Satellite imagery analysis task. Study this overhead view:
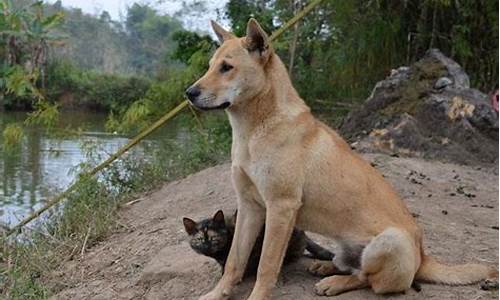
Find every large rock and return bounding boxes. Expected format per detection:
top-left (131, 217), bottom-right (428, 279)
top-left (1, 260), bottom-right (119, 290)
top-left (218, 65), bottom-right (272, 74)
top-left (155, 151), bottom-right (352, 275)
top-left (340, 49), bottom-right (498, 165)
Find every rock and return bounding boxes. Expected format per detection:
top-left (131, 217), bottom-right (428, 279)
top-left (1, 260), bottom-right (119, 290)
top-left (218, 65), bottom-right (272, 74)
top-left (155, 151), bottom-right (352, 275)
top-left (340, 49), bottom-right (498, 165)
top-left (426, 48), bottom-right (470, 89)
top-left (435, 77), bottom-right (453, 89)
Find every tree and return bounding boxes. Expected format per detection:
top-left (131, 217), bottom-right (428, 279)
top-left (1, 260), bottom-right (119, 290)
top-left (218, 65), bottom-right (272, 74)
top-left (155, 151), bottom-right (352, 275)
top-left (171, 30), bottom-right (215, 64)
top-left (0, 0), bottom-right (64, 108)
top-left (125, 3), bottom-right (182, 75)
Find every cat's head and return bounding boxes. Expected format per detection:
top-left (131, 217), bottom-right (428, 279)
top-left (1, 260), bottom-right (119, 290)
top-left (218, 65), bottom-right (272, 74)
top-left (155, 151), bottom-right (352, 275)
top-left (183, 210), bottom-right (230, 256)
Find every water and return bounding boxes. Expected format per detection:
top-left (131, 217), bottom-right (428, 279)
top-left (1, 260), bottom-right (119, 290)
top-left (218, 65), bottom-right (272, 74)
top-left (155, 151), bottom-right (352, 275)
top-left (0, 110), bottom-right (186, 227)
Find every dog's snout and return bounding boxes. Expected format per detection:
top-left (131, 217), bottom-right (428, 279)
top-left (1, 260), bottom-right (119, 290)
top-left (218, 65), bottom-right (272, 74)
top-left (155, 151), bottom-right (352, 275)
top-left (185, 86), bottom-right (201, 101)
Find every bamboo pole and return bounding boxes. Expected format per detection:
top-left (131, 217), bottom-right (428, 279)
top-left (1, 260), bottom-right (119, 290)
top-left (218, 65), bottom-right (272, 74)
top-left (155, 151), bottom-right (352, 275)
top-left (269, 0), bottom-right (324, 41)
top-left (5, 0), bottom-right (325, 237)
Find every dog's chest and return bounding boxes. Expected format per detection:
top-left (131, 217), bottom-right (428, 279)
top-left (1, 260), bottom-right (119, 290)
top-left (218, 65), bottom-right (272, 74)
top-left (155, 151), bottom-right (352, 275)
top-left (232, 139), bottom-right (273, 176)
top-left (231, 162), bottom-right (266, 206)
top-left (232, 145), bottom-right (274, 204)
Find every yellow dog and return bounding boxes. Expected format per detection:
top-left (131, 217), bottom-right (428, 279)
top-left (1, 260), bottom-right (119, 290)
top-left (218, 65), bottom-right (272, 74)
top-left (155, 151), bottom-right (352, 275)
top-left (185, 18), bottom-right (498, 300)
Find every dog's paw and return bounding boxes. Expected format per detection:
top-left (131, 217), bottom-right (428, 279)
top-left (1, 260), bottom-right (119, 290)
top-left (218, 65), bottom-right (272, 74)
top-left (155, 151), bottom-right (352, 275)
top-left (308, 260), bottom-right (337, 277)
top-left (480, 278), bottom-right (499, 291)
top-left (247, 290), bottom-right (271, 300)
top-left (199, 289), bottom-right (230, 300)
top-left (314, 276), bottom-right (343, 296)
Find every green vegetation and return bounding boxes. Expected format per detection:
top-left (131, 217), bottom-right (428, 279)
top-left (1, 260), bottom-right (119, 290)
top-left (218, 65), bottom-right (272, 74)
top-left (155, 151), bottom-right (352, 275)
top-left (0, 0), bottom-right (63, 108)
top-left (2, 0), bottom-right (497, 119)
top-left (45, 60), bottom-right (151, 112)
top-left (225, 0), bottom-right (498, 110)
top-left (0, 0), bottom-right (497, 298)
top-left (107, 32), bottom-right (215, 133)
top-left (0, 112), bottom-right (231, 299)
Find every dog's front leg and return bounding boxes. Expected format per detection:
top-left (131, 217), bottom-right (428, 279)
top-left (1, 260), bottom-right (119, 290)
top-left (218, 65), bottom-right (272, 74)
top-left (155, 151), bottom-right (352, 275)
top-left (200, 170), bottom-right (265, 300)
top-left (247, 199), bottom-right (302, 300)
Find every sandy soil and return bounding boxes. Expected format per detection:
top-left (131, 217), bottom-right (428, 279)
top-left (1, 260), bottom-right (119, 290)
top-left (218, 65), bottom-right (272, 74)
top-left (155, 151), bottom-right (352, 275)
top-left (49, 153), bottom-right (499, 300)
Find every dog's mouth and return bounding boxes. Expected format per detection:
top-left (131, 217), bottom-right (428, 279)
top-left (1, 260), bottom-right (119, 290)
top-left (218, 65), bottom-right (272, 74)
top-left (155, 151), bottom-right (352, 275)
top-left (189, 101), bottom-right (231, 111)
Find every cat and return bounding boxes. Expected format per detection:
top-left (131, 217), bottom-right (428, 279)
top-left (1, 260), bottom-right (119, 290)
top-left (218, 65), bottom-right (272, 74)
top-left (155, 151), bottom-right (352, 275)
top-left (183, 209), bottom-right (334, 276)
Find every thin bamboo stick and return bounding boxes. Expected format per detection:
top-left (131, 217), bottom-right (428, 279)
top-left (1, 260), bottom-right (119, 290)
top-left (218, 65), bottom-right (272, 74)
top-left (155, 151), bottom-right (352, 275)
top-left (5, 0), bottom-right (325, 237)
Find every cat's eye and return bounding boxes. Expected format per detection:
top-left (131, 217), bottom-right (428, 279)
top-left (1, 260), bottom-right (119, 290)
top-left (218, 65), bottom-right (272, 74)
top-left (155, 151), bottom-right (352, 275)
top-left (220, 61), bottom-right (233, 73)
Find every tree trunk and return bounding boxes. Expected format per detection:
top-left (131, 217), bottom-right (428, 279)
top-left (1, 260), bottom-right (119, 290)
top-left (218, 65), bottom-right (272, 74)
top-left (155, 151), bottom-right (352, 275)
top-left (7, 36), bottom-right (18, 65)
top-left (429, 1), bottom-right (438, 49)
top-left (415, 2), bottom-right (428, 59)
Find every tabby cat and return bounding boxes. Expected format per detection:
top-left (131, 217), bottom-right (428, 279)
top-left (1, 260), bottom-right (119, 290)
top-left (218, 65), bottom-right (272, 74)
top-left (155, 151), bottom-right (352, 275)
top-left (183, 209), bottom-right (334, 276)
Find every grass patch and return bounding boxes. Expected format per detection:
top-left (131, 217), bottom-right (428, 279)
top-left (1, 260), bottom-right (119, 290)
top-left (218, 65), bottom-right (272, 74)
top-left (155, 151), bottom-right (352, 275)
top-left (0, 112), bottom-right (231, 299)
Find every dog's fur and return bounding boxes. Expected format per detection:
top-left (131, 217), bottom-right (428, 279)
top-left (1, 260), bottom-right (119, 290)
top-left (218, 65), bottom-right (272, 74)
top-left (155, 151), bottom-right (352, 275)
top-left (187, 19), bottom-right (498, 300)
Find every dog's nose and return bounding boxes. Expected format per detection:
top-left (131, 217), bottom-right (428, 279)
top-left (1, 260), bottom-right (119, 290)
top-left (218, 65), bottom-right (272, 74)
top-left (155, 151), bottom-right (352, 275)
top-left (185, 86), bottom-right (201, 101)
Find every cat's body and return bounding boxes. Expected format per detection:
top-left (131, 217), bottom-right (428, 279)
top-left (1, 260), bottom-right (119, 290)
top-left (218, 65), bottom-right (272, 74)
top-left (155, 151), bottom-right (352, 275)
top-left (183, 210), bottom-right (333, 276)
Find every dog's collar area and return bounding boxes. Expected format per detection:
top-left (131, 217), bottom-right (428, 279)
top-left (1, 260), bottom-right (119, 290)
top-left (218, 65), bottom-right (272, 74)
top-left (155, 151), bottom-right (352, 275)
top-left (190, 101), bottom-right (231, 111)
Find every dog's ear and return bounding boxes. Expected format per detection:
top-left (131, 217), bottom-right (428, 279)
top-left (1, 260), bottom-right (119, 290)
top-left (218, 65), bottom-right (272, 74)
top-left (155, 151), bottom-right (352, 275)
top-left (211, 20), bottom-right (235, 44)
top-left (213, 210), bottom-right (225, 225)
top-left (183, 217), bottom-right (197, 235)
top-left (244, 18), bottom-right (272, 62)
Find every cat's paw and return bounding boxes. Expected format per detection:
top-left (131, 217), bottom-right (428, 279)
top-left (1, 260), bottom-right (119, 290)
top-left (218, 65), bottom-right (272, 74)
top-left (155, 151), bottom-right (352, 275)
top-left (308, 260), bottom-right (338, 276)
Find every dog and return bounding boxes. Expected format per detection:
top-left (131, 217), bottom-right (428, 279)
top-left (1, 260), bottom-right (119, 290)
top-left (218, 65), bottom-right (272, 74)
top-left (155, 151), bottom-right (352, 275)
top-left (185, 18), bottom-right (498, 300)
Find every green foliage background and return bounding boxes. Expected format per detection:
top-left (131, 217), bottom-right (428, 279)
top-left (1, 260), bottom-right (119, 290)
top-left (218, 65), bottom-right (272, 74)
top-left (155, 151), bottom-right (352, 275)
top-left (1, 0), bottom-right (497, 125)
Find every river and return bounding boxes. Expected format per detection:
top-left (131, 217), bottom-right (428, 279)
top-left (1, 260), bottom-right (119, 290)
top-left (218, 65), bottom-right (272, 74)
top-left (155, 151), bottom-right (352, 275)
top-left (0, 110), bottom-right (186, 227)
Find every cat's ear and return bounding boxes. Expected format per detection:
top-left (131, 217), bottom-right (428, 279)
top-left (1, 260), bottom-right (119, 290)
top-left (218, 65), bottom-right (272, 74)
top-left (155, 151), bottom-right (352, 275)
top-left (183, 217), bottom-right (197, 235)
top-left (213, 210), bottom-right (225, 225)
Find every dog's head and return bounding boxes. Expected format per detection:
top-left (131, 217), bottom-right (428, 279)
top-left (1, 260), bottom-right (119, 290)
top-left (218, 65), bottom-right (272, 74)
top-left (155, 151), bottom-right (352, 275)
top-left (185, 18), bottom-right (274, 110)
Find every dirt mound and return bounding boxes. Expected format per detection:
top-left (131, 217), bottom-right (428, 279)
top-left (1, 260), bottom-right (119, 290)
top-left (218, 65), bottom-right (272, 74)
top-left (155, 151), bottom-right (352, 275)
top-left (48, 154), bottom-right (498, 300)
top-left (340, 49), bottom-right (498, 165)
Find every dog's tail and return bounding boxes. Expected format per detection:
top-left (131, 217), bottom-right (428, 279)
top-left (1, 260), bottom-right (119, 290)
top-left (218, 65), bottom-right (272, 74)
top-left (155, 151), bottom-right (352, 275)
top-left (415, 254), bottom-right (498, 285)
top-left (305, 236), bottom-right (334, 261)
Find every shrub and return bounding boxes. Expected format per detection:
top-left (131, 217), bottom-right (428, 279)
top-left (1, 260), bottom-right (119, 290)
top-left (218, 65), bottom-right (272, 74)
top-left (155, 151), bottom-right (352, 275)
top-left (45, 61), bottom-right (151, 112)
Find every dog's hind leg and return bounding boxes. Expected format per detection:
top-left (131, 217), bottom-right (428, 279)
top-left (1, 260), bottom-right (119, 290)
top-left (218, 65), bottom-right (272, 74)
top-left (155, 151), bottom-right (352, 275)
top-left (314, 275), bottom-right (369, 296)
top-left (360, 227), bottom-right (419, 294)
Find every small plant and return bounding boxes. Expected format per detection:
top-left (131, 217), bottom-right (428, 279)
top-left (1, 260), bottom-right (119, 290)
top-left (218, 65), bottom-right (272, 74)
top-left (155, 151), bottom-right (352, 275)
top-left (2, 123), bottom-right (24, 153)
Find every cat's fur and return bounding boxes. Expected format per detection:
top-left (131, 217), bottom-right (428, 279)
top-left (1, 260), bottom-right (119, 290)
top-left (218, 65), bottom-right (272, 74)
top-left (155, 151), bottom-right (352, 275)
top-left (183, 210), bottom-right (333, 276)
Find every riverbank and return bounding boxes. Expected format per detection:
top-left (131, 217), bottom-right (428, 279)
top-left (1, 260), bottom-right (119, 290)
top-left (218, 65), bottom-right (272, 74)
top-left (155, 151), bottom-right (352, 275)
top-left (0, 112), bottom-right (231, 299)
top-left (47, 153), bottom-right (498, 299)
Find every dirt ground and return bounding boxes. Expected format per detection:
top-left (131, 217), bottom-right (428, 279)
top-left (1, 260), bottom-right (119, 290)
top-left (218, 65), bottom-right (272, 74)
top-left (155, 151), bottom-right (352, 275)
top-left (49, 153), bottom-right (499, 300)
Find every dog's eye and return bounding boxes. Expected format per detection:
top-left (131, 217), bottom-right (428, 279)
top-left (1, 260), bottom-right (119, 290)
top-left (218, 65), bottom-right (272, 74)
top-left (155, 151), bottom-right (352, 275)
top-left (220, 62), bottom-right (233, 73)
